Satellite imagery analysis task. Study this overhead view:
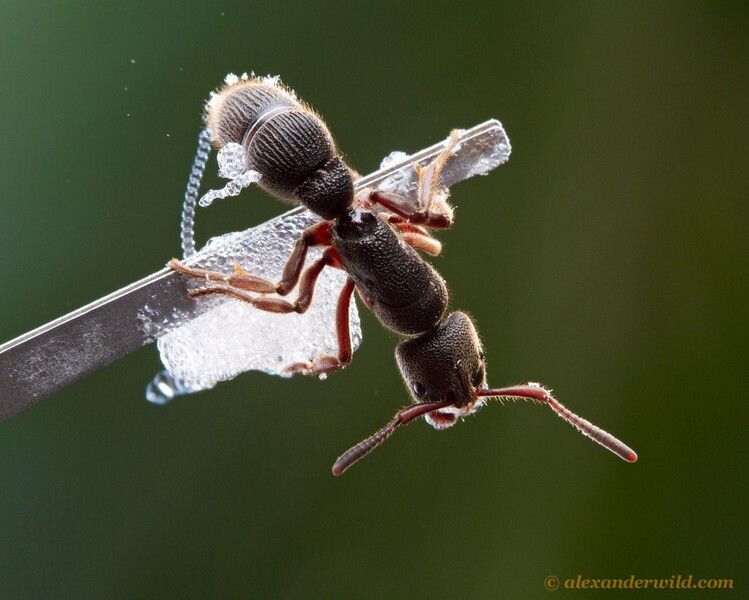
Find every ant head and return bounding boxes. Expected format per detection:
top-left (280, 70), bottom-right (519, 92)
top-left (331, 312), bottom-right (488, 476)
top-left (332, 315), bottom-right (637, 476)
top-left (395, 311), bottom-right (486, 429)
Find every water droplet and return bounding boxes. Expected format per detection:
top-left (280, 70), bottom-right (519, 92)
top-left (198, 144), bottom-right (261, 207)
top-left (145, 370), bottom-right (215, 405)
top-left (380, 150), bottom-right (409, 169)
top-left (217, 143), bottom-right (248, 179)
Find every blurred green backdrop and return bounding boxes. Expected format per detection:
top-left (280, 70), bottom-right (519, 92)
top-left (0, 1), bottom-right (746, 598)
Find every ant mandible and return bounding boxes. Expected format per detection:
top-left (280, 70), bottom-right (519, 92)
top-left (169, 76), bottom-right (637, 474)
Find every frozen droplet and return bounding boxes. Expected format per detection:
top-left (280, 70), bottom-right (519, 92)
top-left (261, 74), bottom-right (281, 87)
top-left (224, 73), bottom-right (239, 86)
top-left (195, 169), bottom-right (261, 207)
top-left (145, 370), bottom-right (178, 404)
top-left (379, 151), bottom-right (409, 169)
top-left (198, 143), bottom-right (262, 207)
top-left (216, 143), bottom-right (248, 179)
top-left (146, 370), bottom-right (216, 405)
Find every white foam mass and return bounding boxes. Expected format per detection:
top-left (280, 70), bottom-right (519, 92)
top-left (152, 209), bottom-right (362, 392)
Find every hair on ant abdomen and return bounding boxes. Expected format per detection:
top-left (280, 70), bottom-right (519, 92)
top-left (207, 79), bottom-right (353, 220)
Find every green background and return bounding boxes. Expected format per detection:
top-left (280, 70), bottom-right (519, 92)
top-left (0, 1), bottom-right (746, 598)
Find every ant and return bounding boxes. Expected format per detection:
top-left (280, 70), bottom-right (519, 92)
top-left (170, 76), bottom-right (637, 474)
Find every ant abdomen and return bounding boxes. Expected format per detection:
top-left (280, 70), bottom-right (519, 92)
top-left (207, 79), bottom-right (297, 148)
top-left (207, 78), bottom-right (353, 219)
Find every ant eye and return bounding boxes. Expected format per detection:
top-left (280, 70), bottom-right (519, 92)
top-left (471, 364), bottom-right (485, 387)
top-left (412, 382), bottom-right (426, 398)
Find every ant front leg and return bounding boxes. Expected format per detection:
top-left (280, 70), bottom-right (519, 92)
top-left (169, 221), bottom-right (332, 296)
top-left (187, 247), bottom-right (341, 314)
top-left (283, 277), bottom-right (357, 377)
top-left (363, 130), bottom-right (461, 229)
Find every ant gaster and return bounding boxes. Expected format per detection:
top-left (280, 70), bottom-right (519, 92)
top-left (170, 76), bottom-right (638, 474)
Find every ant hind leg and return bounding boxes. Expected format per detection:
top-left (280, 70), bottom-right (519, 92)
top-left (283, 277), bottom-right (356, 377)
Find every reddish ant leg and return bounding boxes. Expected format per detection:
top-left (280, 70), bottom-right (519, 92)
top-left (368, 190), bottom-right (453, 229)
top-left (364, 130), bottom-right (460, 229)
top-left (385, 214), bottom-right (430, 235)
top-left (276, 221), bottom-right (333, 295)
top-left (414, 129), bottom-right (459, 216)
top-left (169, 221), bottom-right (333, 296)
top-left (188, 247), bottom-right (341, 315)
top-left (283, 277), bottom-right (356, 377)
top-left (385, 216), bottom-right (442, 256)
top-left (168, 259), bottom-right (276, 294)
top-left (399, 232), bottom-right (442, 256)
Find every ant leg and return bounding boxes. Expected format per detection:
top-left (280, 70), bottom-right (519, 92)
top-left (364, 130), bottom-right (460, 229)
top-left (399, 232), bottom-right (442, 256)
top-left (188, 247), bottom-right (340, 314)
top-left (370, 212), bottom-right (442, 256)
top-left (168, 259), bottom-right (276, 294)
top-left (365, 189), bottom-right (453, 229)
top-left (414, 129), bottom-right (460, 216)
top-left (283, 277), bottom-right (357, 376)
top-left (169, 221), bottom-right (332, 296)
top-left (275, 221), bottom-right (333, 295)
top-left (386, 216), bottom-right (442, 256)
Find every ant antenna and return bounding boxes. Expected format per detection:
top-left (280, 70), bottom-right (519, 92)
top-left (475, 383), bottom-right (637, 462)
top-left (180, 127), bottom-right (213, 258)
top-left (332, 400), bottom-right (453, 476)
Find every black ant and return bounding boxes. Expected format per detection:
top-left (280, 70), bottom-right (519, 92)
top-left (170, 76), bottom-right (637, 474)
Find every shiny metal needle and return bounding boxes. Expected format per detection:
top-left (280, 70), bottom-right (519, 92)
top-left (0, 120), bottom-right (509, 422)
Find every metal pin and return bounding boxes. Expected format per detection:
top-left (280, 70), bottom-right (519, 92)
top-left (0, 120), bottom-right (510, 422)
